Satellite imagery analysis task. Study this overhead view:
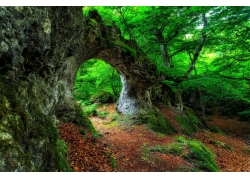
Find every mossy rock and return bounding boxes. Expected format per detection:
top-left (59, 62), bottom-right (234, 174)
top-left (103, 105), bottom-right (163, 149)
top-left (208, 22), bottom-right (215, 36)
top-left (90, 91), bottom-right (115, 104)
top-left (175, 109), bottom-right (200, 136)
top-left (133, 109), bottom-right (176, 135)
top-left (0, 78), bottom-right (72, 171)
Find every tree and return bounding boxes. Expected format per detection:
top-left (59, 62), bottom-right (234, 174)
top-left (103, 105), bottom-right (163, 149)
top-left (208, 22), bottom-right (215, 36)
top-left (82, 6), bottom-right (250, 117)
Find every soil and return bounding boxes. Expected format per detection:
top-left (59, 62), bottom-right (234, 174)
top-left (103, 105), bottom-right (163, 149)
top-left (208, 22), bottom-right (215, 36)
top-left (58, 103), bottom-right (250, 172)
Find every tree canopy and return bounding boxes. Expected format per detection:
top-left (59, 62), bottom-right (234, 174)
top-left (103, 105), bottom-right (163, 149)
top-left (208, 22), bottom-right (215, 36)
top-left (77, 6), bottom-right (250, 121)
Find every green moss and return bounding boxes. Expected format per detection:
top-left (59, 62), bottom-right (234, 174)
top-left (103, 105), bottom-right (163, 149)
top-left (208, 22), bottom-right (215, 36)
top-left (211, 140), bottom-right (233, 151)
top-left (104, 151), bottom-right (117, 168)
top-left (143, 136), bottom-right (219, 172)
top-left (176, 136), bottom-right (219, 172)
top-left (134, 109), bottom-right (176, 135)
top-left (175, 109), bottom-right (199, 136)
top-left (74, 104), bottom-right (97, 135)
top-left (0, 78), bottom-right (71, 171)
top-left (148, 115), bottom-right (176, 135)
top-left (56, 140), bottom-right (72, 172)
top-left (79, 128), bottom-right (86, 138)
top-left (210, 126), bottom-right (225, 135)
top-left (242, 149), bottom-right (250, 156)
top-left (114, 40), bottom-right (137, 58)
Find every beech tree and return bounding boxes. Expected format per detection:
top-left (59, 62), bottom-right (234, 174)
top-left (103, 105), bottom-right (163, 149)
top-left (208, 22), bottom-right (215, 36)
top-left (82, 6), bottom-right (250, 119)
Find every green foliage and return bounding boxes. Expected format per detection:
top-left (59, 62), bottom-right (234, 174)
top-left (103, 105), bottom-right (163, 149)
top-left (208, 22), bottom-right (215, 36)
top-left (97, 110), bottom-right (109, 119)
top-left (74, 59), bottom-right (122, 102)
top-left (210, 126), bottom-right (225, 135)
top-left (238, 110), bottom-right (250, 122)
top-left (149, 143), bottom-right (184, 155)
top-left (82, 103), bottom-right (99, 116)
top-left (79, 128), bottom-right (86, 138)
top-left (242, 149), bottom-right (250, 156)
top-left (142, 136), bottom-right (219, 172)
top-left (104, 151), bottom-right (117, 168)
top-left (135, 110), bottom-right (176, 135)
top-left (175, 136), bottom-right (219, 172)
top-left (211, 140), bottom-right (233, 151)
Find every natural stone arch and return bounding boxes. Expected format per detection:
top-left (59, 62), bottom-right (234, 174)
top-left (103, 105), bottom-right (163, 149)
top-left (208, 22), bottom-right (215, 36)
top-left (0, 7), bottom-right (160, 171)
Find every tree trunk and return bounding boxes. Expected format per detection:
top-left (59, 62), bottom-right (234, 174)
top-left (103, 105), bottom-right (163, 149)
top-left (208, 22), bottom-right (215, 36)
top-left (154, 28), bottom-right (171, 68)
top-left (175, 86), bottom-right (183, 112)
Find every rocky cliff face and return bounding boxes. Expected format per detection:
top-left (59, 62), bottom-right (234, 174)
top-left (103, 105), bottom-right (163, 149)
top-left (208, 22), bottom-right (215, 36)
top-left (0, 7), bottom-right (159, 171)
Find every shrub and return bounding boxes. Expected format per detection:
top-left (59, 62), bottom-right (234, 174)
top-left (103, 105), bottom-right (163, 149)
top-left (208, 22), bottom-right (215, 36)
top-left (82, 103), bottom-right (99, 116)
top-left (90, 91), bottom-right (114, 104)
top-left (97, 110), bottom-right (108, 119)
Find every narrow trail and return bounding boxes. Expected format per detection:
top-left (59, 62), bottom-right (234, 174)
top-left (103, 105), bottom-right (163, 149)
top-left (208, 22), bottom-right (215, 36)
top-left (58, 103), bottom-right (250, 172)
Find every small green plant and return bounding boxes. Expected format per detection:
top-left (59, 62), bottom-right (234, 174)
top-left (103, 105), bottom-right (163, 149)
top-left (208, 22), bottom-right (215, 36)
top-left (104, 151), bottom-right (117, 168)
top-left (97, 110), bottom-right (108, 119)
top-left (178, 165), bottom-right (201, 172)
top-left (117, 114), bottom-right (135, 127)
top-left (242, 149), bottom-right (250, 155)
top-left (238, 110), bottom-right (250, 121)
top-left (211, 140), bottom-right (233, 151)
top-left (210, 126), bottom-right (225, 135)
top-left (82, 103), bottom-right (99, 116)
top-left (79, 128), bottom-right (86, 138)
top-left (110, 113), bottom-right (119, 122)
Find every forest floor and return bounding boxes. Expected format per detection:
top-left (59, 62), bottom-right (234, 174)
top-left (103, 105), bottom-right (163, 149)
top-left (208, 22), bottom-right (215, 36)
top-left (58, 103), bottom-right (250, 172)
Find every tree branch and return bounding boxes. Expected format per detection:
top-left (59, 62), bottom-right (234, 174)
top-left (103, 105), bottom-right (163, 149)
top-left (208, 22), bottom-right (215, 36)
top-left (218, 73), bottom-right (250, 80)
top-left (184, 12), bottom-right (207, 78)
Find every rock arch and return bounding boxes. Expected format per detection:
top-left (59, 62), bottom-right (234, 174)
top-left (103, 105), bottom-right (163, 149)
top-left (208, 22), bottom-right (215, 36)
top-left (0, 7), bottom-right (160, 171)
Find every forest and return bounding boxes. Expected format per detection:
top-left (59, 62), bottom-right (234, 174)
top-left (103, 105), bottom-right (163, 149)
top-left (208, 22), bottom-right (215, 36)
top-left (71, 6), bottom-right (250, 172)
top-left (0, 6), bottom-right (249, 173)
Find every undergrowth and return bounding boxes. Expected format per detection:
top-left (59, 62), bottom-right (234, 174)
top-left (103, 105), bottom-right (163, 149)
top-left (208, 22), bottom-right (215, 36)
top-left (97, 110), bottom-right (109, 119)
top-left (104, 151), bottom-right (117, 168)
top-left (141, 136), bottom-right (220, 172)
top-left (211, 140), bottom-right (233, 151)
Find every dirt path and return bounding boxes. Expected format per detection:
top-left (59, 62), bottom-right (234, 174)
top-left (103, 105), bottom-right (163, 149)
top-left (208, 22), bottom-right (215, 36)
top-left (58, 103), bottom-right (250, 172)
